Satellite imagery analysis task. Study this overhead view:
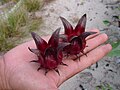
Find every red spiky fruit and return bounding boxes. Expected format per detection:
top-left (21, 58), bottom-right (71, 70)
top-left (60, 14), bottom-right (97, 58)
top-left (29, 28), bottom-right (69, 75)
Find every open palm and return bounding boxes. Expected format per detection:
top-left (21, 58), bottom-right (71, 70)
top-left (2, 29), bottom-right (112, 90)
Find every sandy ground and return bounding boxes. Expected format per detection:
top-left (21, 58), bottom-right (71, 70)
top-left (35, 0), bottom-right (120, 90)
top-left (0, 0), bottom-right (120, 90)
top-left (36, 0), bottom-right (119, 34)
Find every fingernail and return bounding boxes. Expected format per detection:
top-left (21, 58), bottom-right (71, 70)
top-left (106, 44), bottom-right (112, 51)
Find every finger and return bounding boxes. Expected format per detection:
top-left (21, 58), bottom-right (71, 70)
top-left (56, 44), bottom-right (112, 86)
top-left (77, 44), bottom-right (112, 69)
top-left (84, 33), bottom-right (108, 53)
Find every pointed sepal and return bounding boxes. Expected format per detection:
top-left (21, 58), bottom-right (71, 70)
top-left (57, 42), bottom-right (70, 52)
top-left (28, 47), bottom-right (40, 56)
top-left (48, 28), bottom-right (61, 47)
top-left (31, 32), bottom-right (48, 52)
top-left (79, 31), bottom-right (97, 39)
top-left (75, 14), bottom-right (87, 35)
top-left (60, 16), bottom-right (73, 35)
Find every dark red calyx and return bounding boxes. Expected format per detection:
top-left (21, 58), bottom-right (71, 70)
top-left (60, 14), bottom-right (87, 39)
top-left (60, 14), bottom-right (97, 59)
top-left (29, 28), bottom-right (69, 75)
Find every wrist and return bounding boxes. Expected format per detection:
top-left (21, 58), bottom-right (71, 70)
top-left (0, 56), bottom-right (10, 89)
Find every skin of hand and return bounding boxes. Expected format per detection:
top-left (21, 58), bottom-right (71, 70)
top-left (0, 29), bottom-right (112, 90)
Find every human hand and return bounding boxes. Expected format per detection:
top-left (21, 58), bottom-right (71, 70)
top-left (0, 29), bottom-right (112, 90)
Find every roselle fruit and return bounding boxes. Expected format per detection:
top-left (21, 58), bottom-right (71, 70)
top-left (60, 14), bottom-right (97, 58)
top-left (29, 28), bottom-right (69, 75)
